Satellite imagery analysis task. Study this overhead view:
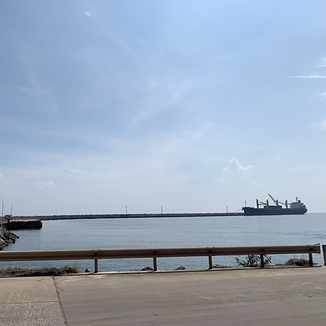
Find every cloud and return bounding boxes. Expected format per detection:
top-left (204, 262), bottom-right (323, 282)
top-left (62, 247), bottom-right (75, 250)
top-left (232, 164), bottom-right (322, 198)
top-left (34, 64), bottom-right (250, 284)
top-left (19, 78), bottom-right (51, 97)
top-left (33, 180), bottom-right (56, 190)
top-left (291, 57), bottom-right (326, 79)
top-left (18, 77), bottom-right (57, 113)
top-left (276, 150), bottom-right (284, 161)
top-left (321, 92), bottom-right (326, 98)
top-left (286, 166), bottom-right (311, 172)
top-left (84, 11), bottom-right (92, 17)
top-left (311, 120), bottom-right (326, 131)
top-left (290, 75), bottom-right (326, 79)
top-left (317, 57), bottom-right (326, 68)
top-left (68, 168), bottom-right (86, 174)
top-left (220, 158), bottom-right (254, 184)
top-left (0, 172), bottom-right (3, 178)
top-left (130, 74), bottom-right (197, 125)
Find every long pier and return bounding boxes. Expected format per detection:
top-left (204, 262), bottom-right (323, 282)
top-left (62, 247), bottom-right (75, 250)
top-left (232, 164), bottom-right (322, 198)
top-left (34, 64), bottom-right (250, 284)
top-left (12, 212), bottom-right (243, 221)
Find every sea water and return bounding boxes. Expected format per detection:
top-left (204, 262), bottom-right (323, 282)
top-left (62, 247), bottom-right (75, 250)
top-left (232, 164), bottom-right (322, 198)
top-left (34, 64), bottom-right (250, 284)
top-left (1, 213), bottom-right (326, 272)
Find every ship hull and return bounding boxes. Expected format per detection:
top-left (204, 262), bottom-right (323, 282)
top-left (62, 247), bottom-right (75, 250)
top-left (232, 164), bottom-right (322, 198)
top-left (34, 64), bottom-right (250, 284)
top-left (242, 207), bottom-right (307, 216)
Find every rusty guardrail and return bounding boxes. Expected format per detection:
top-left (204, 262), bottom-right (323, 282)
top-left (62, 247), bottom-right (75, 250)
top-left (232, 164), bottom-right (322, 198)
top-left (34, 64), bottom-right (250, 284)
top-left (0, 244), bottom-right (320, 272)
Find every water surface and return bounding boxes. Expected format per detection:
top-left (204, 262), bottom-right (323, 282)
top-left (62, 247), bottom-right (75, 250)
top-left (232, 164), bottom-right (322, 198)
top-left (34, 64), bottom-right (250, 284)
top-left (2, 213), bottom-right (325, 271)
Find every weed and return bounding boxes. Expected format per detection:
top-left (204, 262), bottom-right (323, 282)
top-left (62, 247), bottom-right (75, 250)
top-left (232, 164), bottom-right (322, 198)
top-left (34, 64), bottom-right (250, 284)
top-left (235, 254), bottom-right (272, 268)
top-left (0, 265), bottom-right (80, 277)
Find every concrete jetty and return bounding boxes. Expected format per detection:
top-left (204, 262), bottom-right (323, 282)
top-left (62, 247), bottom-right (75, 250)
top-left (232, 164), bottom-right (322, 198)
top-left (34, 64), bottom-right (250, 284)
top-left (1, 266), bottom-right (326, 325)
top-left (33, 211), bottom-right (243, 221)
top-left (4, 218), bottom-right (42, 230)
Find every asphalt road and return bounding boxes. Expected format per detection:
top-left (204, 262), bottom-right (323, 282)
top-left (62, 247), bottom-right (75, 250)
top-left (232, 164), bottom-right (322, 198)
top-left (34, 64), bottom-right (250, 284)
top-left (1, 267), bottom-right (326, 325)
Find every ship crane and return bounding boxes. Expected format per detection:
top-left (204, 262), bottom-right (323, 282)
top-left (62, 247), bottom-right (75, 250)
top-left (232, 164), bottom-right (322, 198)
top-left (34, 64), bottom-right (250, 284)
top-left (277, 200), bottom-right (288, 209)
top-left (268, 194), bottom-right (288, 208)
top-left (256, 199), bottom-right (269, 208)
top-left (268, 194), bottom-right (279, 206)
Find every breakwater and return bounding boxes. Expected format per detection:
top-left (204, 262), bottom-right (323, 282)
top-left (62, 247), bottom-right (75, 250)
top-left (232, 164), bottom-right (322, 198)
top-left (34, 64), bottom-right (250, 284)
top-left (1, 218), bottom-right (42, 230)
top-left (0, 228), bottom-right (18, 250)
top-left (6, 219), bottom-right (42, 230)
top-left (30, 212), bottom-right (243, 221)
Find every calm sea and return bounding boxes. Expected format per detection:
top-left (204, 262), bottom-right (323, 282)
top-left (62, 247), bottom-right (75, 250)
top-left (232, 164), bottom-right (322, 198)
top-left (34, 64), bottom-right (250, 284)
top-left (2, 213), bottom-right (326, 272)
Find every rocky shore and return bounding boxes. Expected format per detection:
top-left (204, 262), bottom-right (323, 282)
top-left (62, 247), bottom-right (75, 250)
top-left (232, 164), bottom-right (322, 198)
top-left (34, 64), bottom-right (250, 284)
top-left (0, 228), bottom-right (19, 250)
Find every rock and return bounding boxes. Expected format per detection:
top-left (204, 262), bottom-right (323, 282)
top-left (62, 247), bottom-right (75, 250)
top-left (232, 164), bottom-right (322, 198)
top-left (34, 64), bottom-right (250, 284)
top-left (211, 264), bottom-right (229, 269)
top-left (141, 266), bottom-right (154, 271)
top-left (0, 228), bottom-right (19, 251)
top-left (175, 266), bottom-right (186, 270)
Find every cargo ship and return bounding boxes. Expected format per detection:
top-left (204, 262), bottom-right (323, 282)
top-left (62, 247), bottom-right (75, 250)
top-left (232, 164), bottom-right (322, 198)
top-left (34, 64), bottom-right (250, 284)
top-left (242, 194), bottom-right (307, 216)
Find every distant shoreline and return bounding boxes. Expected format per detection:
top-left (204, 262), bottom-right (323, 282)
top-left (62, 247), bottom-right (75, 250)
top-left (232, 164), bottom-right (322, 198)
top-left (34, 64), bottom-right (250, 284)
top-left (11, 212), bottom-right (244, 221)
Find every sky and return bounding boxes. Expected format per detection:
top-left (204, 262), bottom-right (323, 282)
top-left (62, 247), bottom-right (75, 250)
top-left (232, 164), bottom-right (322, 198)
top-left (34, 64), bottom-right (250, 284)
top-left (1, 0), bottom-right (326, 216)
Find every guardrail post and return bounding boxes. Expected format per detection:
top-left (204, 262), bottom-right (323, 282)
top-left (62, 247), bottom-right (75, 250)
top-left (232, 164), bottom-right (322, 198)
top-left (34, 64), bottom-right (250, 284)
top-left (322, 245), bottom-right (326, 266)
top-left (208, 255), bottom-right (213, 269)
top-left (94, 258), bottom-right (99, 273)
top-left (153, 257), bottom-right (157, 271)
top-left (309, 252), bottom-right (313, 267)
top-left (260, 254), bottom-right (265, 268)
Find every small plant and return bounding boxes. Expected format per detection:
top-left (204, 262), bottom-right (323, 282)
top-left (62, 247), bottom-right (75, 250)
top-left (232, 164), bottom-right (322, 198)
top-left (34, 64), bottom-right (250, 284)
top-left (236, 254), bottom-right (272, 268)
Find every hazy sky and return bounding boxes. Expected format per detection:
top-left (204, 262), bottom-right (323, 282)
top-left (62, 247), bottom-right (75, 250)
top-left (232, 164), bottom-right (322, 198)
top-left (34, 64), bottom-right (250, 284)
top-left (1, 0), bottom-right (326, 215)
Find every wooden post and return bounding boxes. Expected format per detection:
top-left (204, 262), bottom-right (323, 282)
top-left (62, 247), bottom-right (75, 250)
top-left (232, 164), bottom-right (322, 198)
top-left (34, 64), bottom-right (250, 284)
top-left (260, 254), bottom-right (265, 268)
top-left (94, 258), bottom-right (99, 273)
top-left (153, 257), bottom-right (157, 271)
top-left (208, 255), bottom-right (213, 269)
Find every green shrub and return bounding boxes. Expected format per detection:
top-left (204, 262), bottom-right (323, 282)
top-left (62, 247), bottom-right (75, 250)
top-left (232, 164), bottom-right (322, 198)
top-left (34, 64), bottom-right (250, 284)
top-left (235, 254), bottom-right (272, 268)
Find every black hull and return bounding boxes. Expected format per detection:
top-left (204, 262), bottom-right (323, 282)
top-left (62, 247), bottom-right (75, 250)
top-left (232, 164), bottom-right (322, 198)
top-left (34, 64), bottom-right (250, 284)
top-left (243, 207), bottom-right (307, 216)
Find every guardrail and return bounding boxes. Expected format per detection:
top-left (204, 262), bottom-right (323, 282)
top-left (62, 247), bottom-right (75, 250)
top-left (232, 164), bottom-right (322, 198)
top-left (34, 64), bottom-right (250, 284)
top-left (321, 245), bottom-right (326, 266)
top-left (0, 244), bottom-right (320, 273)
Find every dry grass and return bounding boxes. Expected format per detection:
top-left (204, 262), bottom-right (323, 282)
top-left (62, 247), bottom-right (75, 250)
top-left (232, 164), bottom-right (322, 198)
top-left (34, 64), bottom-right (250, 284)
top-left (285, 258), bottom-right (310, 266)
top-left (0, 265), bottom-right (80, 277)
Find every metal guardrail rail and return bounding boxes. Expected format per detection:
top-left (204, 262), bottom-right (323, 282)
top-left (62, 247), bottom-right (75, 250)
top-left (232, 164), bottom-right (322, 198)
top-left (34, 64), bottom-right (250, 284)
top-left (0, 244), bottom-right (320, 272)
